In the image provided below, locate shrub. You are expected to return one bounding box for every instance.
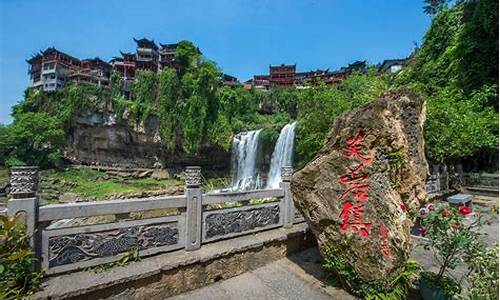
[417,202,485,297]
[466,244,499,300]
[0,216,43,299]
[322,241,420,299]
[2,112,65,168]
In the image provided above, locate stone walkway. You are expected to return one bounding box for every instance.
[166,247,355,300]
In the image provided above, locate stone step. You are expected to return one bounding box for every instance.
[473,195,498,207]
[464,186,499,198]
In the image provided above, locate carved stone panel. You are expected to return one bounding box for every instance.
[204,204,280,240]
[185,166,202,187]
[425,175,440,193]
[48,222,178,268]
[10,166,39,198]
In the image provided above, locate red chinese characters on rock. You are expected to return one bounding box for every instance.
[338,133,373,238]
[378,224,391,256]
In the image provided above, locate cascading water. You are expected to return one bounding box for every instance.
[266,122,296,188]
[231,129,263,191]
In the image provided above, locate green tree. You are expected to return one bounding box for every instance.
[196,61,221,130]
[217,87,258,122]
[133,70,158,105]
[456,0,499,98]
[423,0,449,15]
[396,6,462,94]
[425,85,498,163]
[175,40,200,76]
[295,72,388,168]
[207,114,233,151]
[396,0,498,164]
[181,94,207,154]
[269,88,298,118]
[12,84,107,127]
[158,68,180,151]
[0,124,10,165]
[110,70,123,99]
[3,112,64,168]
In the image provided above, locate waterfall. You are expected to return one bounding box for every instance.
[266,122,296,188]
[231,129,262,191]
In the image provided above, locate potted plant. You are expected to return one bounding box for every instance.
[416,202,482,300]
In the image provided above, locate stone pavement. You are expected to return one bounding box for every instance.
[166,247,356,300]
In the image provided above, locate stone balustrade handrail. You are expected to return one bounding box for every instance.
[203,188,284,204]
[38,195,187,222]
[5,165,302,275]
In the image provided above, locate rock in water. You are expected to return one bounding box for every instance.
[291,90,428,283]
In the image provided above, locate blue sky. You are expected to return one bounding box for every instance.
[0,0,431,124]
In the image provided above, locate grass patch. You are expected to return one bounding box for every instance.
[0,166,8,186]
[43,168,183,200]
[0,166,8,205]
[203,176,231,191]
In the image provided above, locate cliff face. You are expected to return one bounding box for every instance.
[64,110,231,172]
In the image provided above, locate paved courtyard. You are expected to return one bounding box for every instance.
[166,247,355,300]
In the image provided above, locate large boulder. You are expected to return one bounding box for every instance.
[291,89,428,283]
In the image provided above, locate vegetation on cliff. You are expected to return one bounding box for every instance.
[395,0,498,163]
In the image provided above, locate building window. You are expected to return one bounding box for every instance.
[43,63,55,70]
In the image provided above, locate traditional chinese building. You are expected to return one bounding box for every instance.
[295,69,346,86]
[269,64,296,88]
[339,60,367,75]
[246,75,270,90]
[27,47,111,92]
[72,58,112,87]
[134,38,159,72]
[109,52,137,98]
[27,38,239,95]
[377,59,406,73]
[245,61,361,90]
[159,43,178,70]
[221,73,241,87]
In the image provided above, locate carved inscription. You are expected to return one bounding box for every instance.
[205,204,280,239]
[48,223,178,267]
[338,133,373,238]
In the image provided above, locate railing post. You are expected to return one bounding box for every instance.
[280,166,294,228]
[7,166,40,269]
[441,164,449,191]
[184,166,202,251]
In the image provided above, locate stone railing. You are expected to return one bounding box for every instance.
[4,166,304,275]
[462,172,499,188]
[425,172,449,194]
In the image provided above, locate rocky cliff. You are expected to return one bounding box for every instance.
[64,110,230,172]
